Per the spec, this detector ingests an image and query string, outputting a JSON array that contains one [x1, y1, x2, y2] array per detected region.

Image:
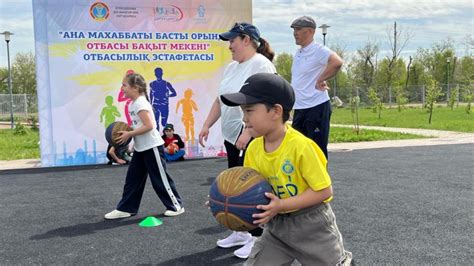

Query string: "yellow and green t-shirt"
[[244, 125, 332, 209]]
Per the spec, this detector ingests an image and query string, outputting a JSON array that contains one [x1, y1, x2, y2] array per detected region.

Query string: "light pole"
[[318, 24, 330, 46], [446, 57, 450, 105], [1, 31, 14, 129]]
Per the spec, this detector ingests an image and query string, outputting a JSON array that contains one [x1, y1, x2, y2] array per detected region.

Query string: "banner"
[[33, 0, 252, 166]]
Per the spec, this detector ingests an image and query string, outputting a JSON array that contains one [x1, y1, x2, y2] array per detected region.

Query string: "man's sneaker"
[[217, 231, 252, 248], [164, 207, 185, 217], [234, 237, 256, 259], [104, 209, 132, 220]]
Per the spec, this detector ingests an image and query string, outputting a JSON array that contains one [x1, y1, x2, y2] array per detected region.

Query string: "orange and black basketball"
[[105, 121, 132, 147], [167, 143, 179, 155], [209, 167, 273, 231]]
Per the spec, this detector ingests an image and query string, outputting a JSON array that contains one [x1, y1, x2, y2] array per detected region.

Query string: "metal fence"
[[0, 84, 472, 121], [0, 94, 38, 120], [332, 83, 473, 107]]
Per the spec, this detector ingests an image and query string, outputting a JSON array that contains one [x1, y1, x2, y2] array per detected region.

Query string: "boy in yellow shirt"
[[221, 73, 352, 265]]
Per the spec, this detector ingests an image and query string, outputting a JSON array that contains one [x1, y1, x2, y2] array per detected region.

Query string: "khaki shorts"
[[245, 203, 352, 266]]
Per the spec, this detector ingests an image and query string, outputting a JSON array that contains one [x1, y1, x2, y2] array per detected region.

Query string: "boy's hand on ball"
[[253, 192, 281, 225]]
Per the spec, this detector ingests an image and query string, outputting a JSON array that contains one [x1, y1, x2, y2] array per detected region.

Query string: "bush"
[[14, 120, 27, 135]]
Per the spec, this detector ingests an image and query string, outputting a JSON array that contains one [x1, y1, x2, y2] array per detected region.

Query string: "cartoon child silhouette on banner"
[[100, 95, 121, 128], [176, 88, 198, 144], [118, 69, 134, 126], [150, 67, 177, 129]]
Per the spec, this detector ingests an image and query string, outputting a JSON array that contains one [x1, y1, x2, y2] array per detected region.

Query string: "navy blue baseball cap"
[[219, 22, 261, 42], [220, 73, 295, 111]]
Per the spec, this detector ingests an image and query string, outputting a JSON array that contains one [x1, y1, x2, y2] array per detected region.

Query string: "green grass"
[[0, 128, 40, 160], [4, 107, 461, 160], [1, 125, 426, 160], [332, 106, 473, 133], [330, 126, 426, 143]]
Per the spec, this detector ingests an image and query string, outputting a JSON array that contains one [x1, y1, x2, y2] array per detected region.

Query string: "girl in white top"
[[105, 73, 184, 220], [198, 22, 276, 259]]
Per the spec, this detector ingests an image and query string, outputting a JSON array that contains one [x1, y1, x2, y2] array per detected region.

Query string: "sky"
[[0, 0, 473, 68]]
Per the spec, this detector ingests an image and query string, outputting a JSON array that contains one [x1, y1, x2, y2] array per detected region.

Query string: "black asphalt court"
[[1, 144, 471, 265]]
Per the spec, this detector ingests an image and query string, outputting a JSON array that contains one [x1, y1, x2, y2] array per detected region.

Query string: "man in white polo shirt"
[[290, 16, 343, 159]]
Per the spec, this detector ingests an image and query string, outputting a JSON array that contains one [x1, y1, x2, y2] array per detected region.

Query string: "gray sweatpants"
[[245, 203, 352, 266]]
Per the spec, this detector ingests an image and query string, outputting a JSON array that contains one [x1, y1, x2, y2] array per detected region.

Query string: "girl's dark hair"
[[125, 73, 150, 102], [239, 34, 275, 62], [256, 37, 275, 62]]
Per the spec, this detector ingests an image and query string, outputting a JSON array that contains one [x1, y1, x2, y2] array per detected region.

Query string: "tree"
[[398, 56, 413, 111], [368, 87, 383, 118], [463, 86, 472, 114], [0, 67, 8, 94], [346, 64, 360, 133], [328, 42, 350, 102], [394, 86, 408, 111], [448, 87, 457, 110], [373, 57, 406, 106], [274, 52, 293, 83], [406, 54, 428, 103], [455, 55, 474, 86], [392, 59, 408, 111], [417, 40, 455, 89], [384, 21, 412, 106], [330, 70, 350, 104], [11, 52, 36, 95], [350, 93, 360, 134], [425, 79, 444, 124], [358, 42, 378, 88], [347, 40, 379, 104]]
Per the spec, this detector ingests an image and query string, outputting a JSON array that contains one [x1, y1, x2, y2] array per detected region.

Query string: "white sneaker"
[[104, 209, 132, 220], [234, 237, 256, 259], [164, 207, 185, 217], [217, 231, 252, 248]]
